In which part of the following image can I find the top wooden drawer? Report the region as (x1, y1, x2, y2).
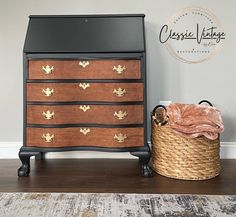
(28, 59, 141, 80)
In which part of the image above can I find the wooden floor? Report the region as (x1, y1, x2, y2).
(0, 159, 235, 194)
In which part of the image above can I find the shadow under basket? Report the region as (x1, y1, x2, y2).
(151, 105, 221, 180)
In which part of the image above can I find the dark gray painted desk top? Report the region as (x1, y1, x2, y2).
(24, 14, 145, 53)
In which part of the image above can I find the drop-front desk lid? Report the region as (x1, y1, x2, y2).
(23, 14, 145, 53)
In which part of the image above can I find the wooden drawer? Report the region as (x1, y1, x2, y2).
(27, 105, 143, 125)
(28, 59, 141, 79)
(27, 83, 143, 102)
(26, 127, 144, 148)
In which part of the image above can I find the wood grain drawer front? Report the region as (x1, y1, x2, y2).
(27, 105, 143, 125)
(26, 127, 144, 148)
(27, 83, 143, 102)
(28, 60, 141, 79)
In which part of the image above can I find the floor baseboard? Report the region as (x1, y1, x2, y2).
(0, 142, 235, 159)
(219, 142, 236, 159)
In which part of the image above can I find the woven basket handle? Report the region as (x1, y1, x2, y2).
(151, 105, 168, 126)
(198, 100, 213, 107)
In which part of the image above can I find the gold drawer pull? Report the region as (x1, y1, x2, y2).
(42, 65, 54, 74)
(80, 105, 90, 112)
(114, 110, 127, 120)
(113, 88, 126, 97)
(80, 128, 90, 135)
(79, 83, 90, 90)
(42, 110, 54, 120)
(42, 133, 54, 143)
(114, 133, 127, 143)
(113, 65, 126, 74)
(42, 88, 54, 97)
(79, 61, 90, 68)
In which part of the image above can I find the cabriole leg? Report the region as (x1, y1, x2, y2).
(18, 150, 40, 177)
(35, 152, 45, 160)
(131, 148, 153, 178)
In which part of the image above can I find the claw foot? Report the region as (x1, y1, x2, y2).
(18, 164, 30, 177)
(141, 164, 153, 178)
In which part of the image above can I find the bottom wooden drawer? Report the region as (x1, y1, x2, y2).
(26, 127, 144, 148)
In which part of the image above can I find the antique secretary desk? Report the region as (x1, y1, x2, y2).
(18, 14, 153, 177)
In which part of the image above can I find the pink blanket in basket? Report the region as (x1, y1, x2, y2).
(166, 103, 224, 140)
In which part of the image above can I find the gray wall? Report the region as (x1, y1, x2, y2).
(0, 0, 235, 143)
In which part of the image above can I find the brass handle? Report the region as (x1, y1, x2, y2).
(113, 88, 126, 97)
(79, 61, 90, 68)
(114, 133, 127, 143)
(42, 133, 54, 143)
(80, 128, 90, 135)
(42, 110, 54, 120)
(113, 65, 126, 74)
(42, 88, 54, 97)
(42, 65, 54, 74)
(114, 110, 127, 120)
(79, 83, 90, 90)
(80, 105, 90, 112)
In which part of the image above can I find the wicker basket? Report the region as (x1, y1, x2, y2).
(151, 101, 221, 180)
